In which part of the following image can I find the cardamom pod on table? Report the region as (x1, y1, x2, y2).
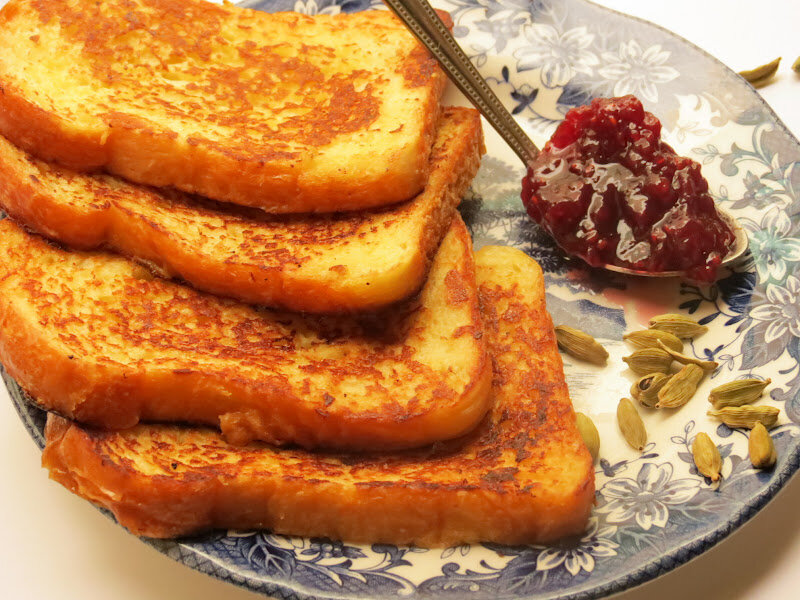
(739, 57, 781, 86)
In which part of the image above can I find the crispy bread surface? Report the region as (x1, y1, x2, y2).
(0, 108, 483, 313)
(0, 217, 492, 450)
(42, 246, 595, 545)
(0, 0, 447, 212)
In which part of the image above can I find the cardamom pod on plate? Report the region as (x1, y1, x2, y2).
(656, 340, 718, 371)
(622, 347, 673, 376)
(575, 412, 600, 462)
(624, 329, 683, 353)
(709, 378, 771, 409)
(656, 363, 704, 409)
(749, 422, 777, 469)
(631, 372, 672, 408)
(707, 405, 780, 429)
(692, 432, 722, 481)
(554, 325, 608, 366)
(617, 398, 647, 451)
(649, 313, 708, 339)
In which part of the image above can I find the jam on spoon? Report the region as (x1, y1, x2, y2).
(521, 95, 736, 283)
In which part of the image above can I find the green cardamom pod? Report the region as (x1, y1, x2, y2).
(749, 422, 777, 469)
(622, 347, 673, 376)
(617, 398, 647, 451)
(575, 412, 600, 462)
(707, 405, 780, 429)
(630, 372, 672, 408)
(739, 57, 781, 86)
(656, 364, 704, 409)
(624, 329, 683, 353)
(649, 313, 708, 339)
(555, 325, 609, 366)
(709, 378, 771, 409)
(692, 432, 722, 481)
(656, 340, 718, 371)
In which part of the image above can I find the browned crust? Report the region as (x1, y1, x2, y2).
(44, 418, 592, 545)
(41, 248, 594, 545)
(0, 1, 449, 212)
(0, 107, 484, 313)
(0, 79, 108, 170)
(100, 112, 436, 214)
(0, 217, 492, 450)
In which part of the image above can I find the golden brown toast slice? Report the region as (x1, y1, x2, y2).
(0, 217, 492, 450)
(0, 107, 483, 313)
(42, 246, 595, 545)
(0, 0, 447, 212)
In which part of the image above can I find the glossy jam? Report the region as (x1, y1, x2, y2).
(521, 96, 735, 282)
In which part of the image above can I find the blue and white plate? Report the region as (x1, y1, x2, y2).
(6, 0, 800, 598)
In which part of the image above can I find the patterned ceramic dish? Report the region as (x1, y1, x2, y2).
(5, 0, 800, 598)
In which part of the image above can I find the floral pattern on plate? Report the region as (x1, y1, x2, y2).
(6, 0, 800, 598)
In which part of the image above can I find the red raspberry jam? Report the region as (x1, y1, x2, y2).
(521, 95, 735, 282)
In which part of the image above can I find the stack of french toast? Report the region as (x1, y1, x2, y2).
(0, 0, 593, 545)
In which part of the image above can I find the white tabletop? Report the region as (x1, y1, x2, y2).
(2, 1, 800, 598)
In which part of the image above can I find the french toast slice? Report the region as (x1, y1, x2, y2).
(0, 217, 492, 450)
(42, 246, 595, 545)
(0, 107, 483, 313)
(0, 0, 447, 212)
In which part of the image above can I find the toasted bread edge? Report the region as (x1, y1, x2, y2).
(0, 107, 484, 313)
(43, 413, 593, 544)
(0, 2, 448, 212)
(0, 217, 493, 450)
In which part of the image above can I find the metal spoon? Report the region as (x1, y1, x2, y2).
(383, 0, 749, 278)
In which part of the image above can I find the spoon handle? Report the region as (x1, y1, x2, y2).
(383, 0, 539, 165)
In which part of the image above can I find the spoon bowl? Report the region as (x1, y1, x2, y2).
(601, 207, 749, 279)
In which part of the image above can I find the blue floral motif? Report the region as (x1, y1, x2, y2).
(532, 518, 618, 575)
(747, 275, 800, 352)
(740, 170, 785, 209)
(672, 121, 712, 144)
(508, 82, 539, 115)
(597, 463, 701, 530)
(514, 24, 598, 88)
(215, 532, 420, 593)
(715, 270, 757, 326)
(597, 41, 678, 102)
(743, 208, 800, 283)
(473, 11, 530, 53)
(291, 0, 341, 14)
